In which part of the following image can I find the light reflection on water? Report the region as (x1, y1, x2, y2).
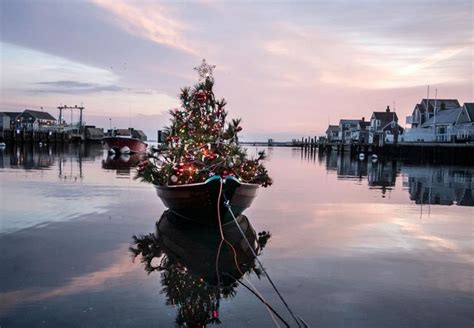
(0, 145, 472, 327)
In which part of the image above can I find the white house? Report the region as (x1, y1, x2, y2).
(402, 102, 474, 143)
(406, 99, 461, 128)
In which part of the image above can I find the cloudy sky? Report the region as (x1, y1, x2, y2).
(0, 0, 472, 140)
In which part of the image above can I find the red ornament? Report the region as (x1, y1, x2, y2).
(195, 90, 208, 103)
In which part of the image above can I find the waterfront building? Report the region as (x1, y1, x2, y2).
(84, 126, 104, 141)
(461, 103, 474, 121)
(325, 125, 339, 142)
(406, 99, 461, 128)
(349, 118, 370, 144)
(0, 112, 22, 131)
(402, 102, 474, 143)
(338, 119, 359, 143)
(16, 109, 57, 131)
(368, 106, 403, 145)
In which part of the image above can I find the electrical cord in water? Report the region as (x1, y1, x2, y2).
(215, 179, 282, 327)
(223, 273, 290, 328)
(224, 197, 306, 328)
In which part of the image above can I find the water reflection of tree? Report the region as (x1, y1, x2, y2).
(130, 211, 271, 327)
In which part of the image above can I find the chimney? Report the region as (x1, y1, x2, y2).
(361, 117, 365, 122)
(386, 105, 390, 113)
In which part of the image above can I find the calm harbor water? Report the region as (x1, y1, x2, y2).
(0, 144, 472, 327)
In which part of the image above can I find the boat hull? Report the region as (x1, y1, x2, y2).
(155, 176, 259, 225)
(102, 137, 147, 154)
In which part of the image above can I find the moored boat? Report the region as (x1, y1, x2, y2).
(102, 128, 147, 154)
(155, 176, 259, 225)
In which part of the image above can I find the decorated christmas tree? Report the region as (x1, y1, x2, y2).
(137, 59, 272, 187)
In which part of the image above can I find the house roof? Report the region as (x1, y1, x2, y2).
(421, 107, 462, 127)
(23, 109, 56, 121)
(325, 125, 339, 133)
(463, 103, 474, 121)
(339, 119, 359, 125)
(372, 111, 398, 127)
(416, 99, 461, 114)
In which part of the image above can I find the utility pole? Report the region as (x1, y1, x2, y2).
(434, 88, 438, 141)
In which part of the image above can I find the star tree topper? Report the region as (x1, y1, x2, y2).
(194, 58, 216, 82)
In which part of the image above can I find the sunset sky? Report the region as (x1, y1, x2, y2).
(0, 0, 472, 141)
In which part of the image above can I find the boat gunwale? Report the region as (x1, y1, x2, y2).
(102, 136, 147, 144)
(154, 176, 260, 189)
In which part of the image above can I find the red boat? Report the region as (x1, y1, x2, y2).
(102, 128, 147, 154)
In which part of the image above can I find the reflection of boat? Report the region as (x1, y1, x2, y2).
(155, 176, 259, 225)
(155, 210, 260, 285)
(102, 129, 147, 154)
(0, 142, 6, 149)
(101, 153, 144, 170)
(130, 210, 270, 326)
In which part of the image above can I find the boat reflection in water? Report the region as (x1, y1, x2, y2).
(101, 153, 144, 178)
(130, 210, 271, 326)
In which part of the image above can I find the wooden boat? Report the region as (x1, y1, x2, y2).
(155, 176, 259, 225)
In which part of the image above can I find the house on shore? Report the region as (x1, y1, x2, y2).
(338, 119, 359, 143)
(325, 125, 339, 142)
(0, 112, 22, 131)
(350, 118, 370, 144)
(459, 103, 474, 140)
(84, 126, 104, 141)
(462, 103, 474, 121)
(406, 99, 461, 128)
(368, 106, 403, 145)
(402, 101, 474, 143)
(16, 109, 57, 131)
